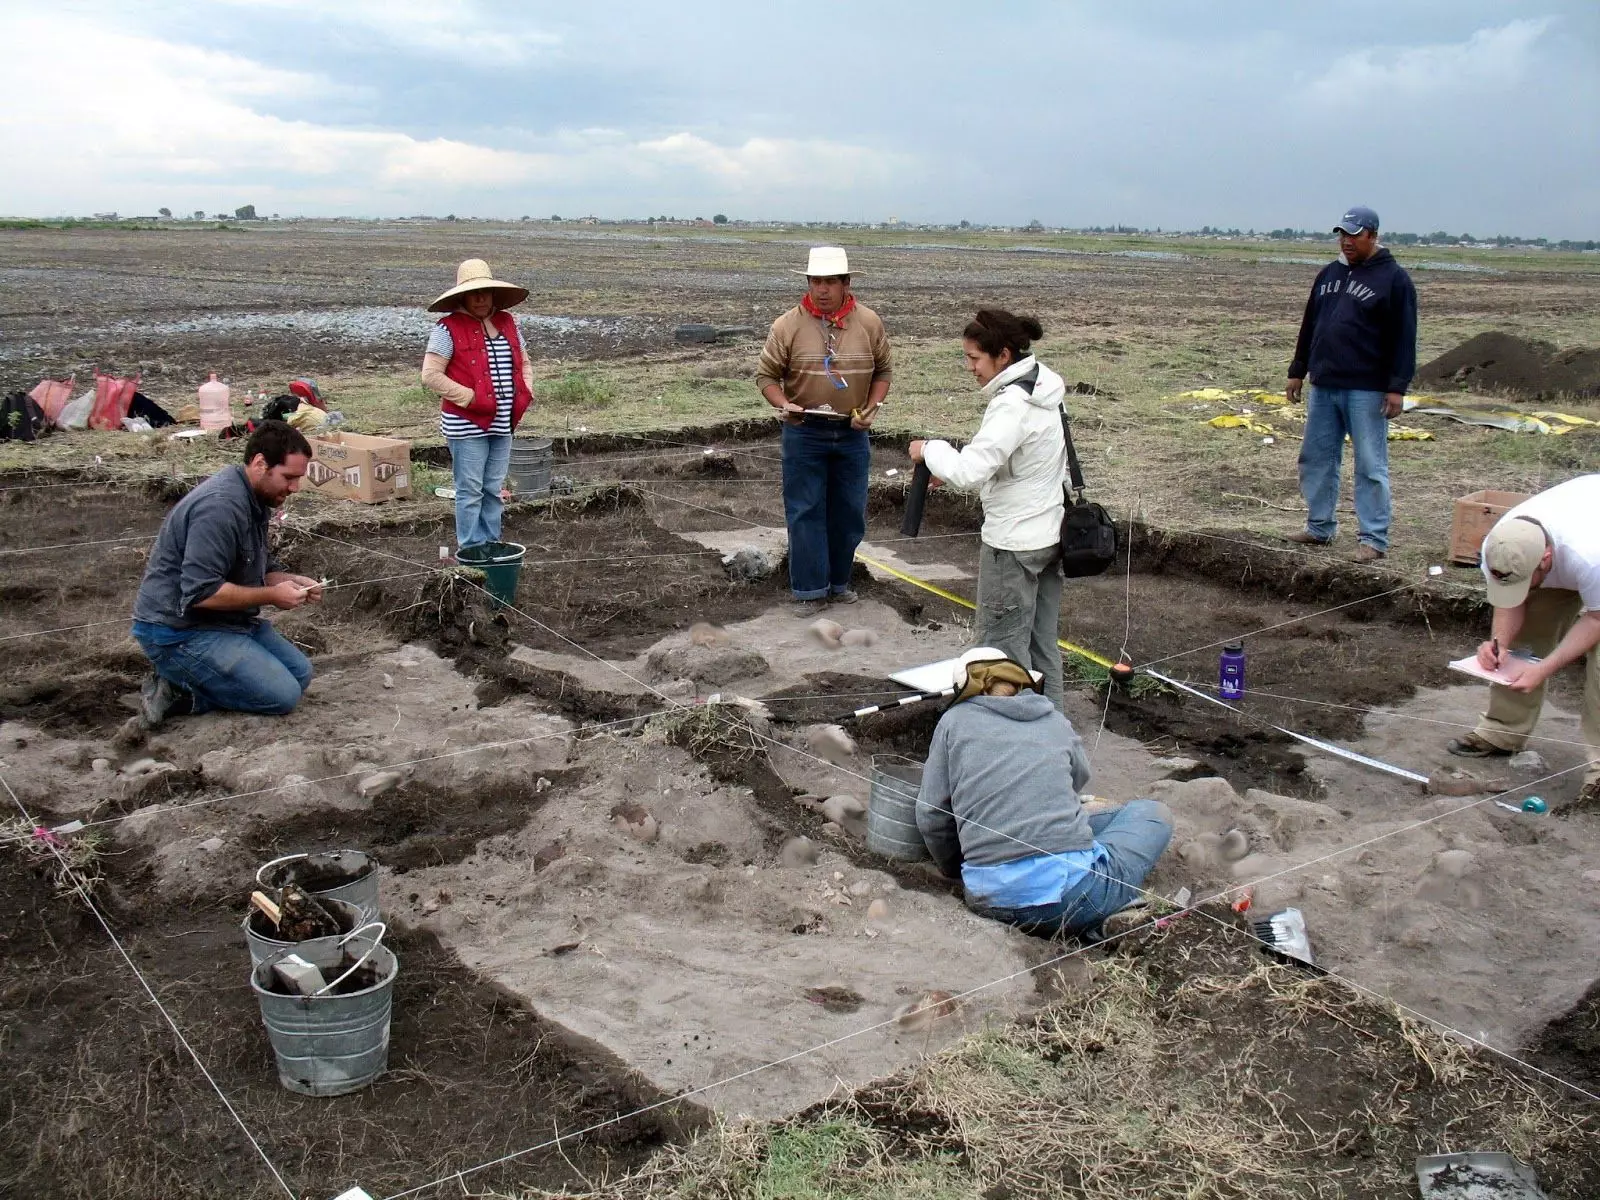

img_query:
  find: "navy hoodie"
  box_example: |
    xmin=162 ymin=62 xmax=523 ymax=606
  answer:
xmin=1288 ymin=247 xmax=1418 ymax=394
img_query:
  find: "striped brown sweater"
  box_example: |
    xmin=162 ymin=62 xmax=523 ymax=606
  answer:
xmin=755 ymin=300 xmax=892 ymax=414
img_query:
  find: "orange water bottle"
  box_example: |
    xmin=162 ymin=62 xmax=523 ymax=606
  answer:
xmin=197 ymin=373 xmax=232 ymax=432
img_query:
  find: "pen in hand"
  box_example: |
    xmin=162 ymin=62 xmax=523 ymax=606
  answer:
xmin=1491 ymin=638 xmax=1500 ymax=668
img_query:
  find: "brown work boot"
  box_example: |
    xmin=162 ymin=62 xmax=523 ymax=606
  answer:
xmin=1446 ymin=733 xmax=1511 ymax=759
xmin=1285 ymin=530 xmax=1331 ymax=546
xmin=1352 ymin=544 xmax=1385 ymax=564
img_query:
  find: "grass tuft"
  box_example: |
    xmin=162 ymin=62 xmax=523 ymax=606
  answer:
xmin=540 ymin=371 xmax=617 ymax=408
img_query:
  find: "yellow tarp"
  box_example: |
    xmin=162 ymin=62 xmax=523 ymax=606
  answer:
xmin=1207 ymin=414 xmax=1278 ymax=435
xmin=1386 ymin=425 xmax=1434 ymax=441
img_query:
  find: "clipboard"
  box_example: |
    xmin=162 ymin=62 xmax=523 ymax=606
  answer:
xmin=1447 ymin=653 xmax=1540 ymax=686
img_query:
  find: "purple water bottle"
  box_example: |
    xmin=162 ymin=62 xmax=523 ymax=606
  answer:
xmin=1219 ymin=642 xmax=1246 ymax=701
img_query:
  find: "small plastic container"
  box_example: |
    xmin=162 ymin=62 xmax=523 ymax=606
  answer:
xmin=197 ymin=373 xmax=233 ymax=432
xmin=1219 ymin=642 xmax=1245 ymax=701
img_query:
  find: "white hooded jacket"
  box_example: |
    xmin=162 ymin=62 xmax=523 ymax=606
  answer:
xmin=921 ymin=355 xmax=1067 ymax=552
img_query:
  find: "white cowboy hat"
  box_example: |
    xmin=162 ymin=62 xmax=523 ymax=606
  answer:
xmin=428 ymin=258 xmax=529 ymax=313
xmin=792 ymin=246 xmax=851 ymax=277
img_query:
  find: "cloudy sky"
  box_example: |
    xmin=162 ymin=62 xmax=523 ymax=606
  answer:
xmin=2 ymin=1 xmax=1596 ymax=237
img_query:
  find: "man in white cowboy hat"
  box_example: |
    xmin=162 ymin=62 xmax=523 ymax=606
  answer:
xmin=756 ymin=246 xmax=893 ymax=615
xmin=916 ymin=648 xmax=1174 ymax=940
xmin=420 ymin=258 xmax=536 ymax=554
xmin=1448 ymin=473 xmax=1600 ymax=809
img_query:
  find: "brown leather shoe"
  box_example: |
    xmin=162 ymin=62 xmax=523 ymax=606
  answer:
xmin=1352 ymin=544 xmax=1385 ymax=564
xmin=1285 ymin=530 xmax=1331 ymax=546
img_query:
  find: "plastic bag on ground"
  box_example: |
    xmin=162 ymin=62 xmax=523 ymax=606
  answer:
xmin=90 ymin=373 xmax=140 ymax=431
xmin=29 ymin=377 xmax=75 ymax=424
xmin=58 ymin=394 xmax=93 ymax=430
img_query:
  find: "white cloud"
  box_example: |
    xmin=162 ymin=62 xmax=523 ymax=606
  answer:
xmin=215 ymin=0 xmax=561 ymax=63
xmin=0 ymin=12 xmax=904 ymax=215
xmin=1306 ymin=18 xmax=1553 ymax=103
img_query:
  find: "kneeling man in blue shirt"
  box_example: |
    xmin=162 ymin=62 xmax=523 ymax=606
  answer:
xmin=916 ymin=648 xmax=1173 ymax=939
xmin=131 ymin=421 xmax=323 ymax=728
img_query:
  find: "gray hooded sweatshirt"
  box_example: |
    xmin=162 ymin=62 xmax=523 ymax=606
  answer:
xmin=916 ymin=691 xmax=1094 ymax=880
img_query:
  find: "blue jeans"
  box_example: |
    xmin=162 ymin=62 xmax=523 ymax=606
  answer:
xmin=1298 ymin=386 xmax=1390 ymax=551
xmin=781 ymin=421 xmax=870 ymax=599
xmin=975 ymin=800 xmax=1174 ymax=938
xmin=132 ymin=621 xmax=314 ymax=716
xmin=448 ymin=434 xmax=512 ymax=549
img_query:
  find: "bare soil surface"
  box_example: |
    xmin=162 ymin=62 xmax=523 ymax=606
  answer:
xmin=2 ymin=454 xmax=1597 ymax=1197
xmin=1417 ymin=331 xmax=1600 ymax=399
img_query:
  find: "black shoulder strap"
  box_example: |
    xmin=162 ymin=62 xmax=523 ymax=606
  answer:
xmin=1060 ymin=405 xmax=1085 ymax=497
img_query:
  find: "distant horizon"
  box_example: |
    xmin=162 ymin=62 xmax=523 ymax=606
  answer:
xmin=8 ymin=211 xmax=1595 ymax=247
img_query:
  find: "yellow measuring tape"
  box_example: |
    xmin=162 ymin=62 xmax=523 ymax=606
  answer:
xmin=854 ymin=553 xmax=1116 ymax=669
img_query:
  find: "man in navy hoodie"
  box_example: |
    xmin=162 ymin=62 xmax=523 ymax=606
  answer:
xmin=1285 ymin=205 xmax=1417 ymax=563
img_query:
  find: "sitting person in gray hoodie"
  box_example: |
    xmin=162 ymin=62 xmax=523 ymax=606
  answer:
xmin=916 ymin=648 xmax=1173 ymax=939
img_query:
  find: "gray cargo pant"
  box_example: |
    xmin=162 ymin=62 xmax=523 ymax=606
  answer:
xmin=974 ymin=542 xmax=1064 ymax=711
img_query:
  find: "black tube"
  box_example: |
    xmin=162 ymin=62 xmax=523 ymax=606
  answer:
xmin=900 ymin=462 xmax=932 ymax=538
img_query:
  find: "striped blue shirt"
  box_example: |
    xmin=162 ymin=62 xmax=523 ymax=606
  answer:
xmin=427 ymin=322 xmax=521 ymax=440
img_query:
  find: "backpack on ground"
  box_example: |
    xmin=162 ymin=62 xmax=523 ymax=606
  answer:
xmin=1 ymin=391 xmax=51 ymax=442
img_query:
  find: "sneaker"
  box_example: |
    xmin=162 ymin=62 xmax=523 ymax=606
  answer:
xmin=1352 ymin=544 xmax=1386 ymax=564
xmin=1286 ymin=531 xmax=1331 ymax=546
xmin=1094 ymin=900 xmax=1154 ymax=945
xmin=139 ymin=673 xmax=190 ymax=730
xmin=791 ymin=598 xmax=830 ymax=618
xmin=830 ymin=588 xmax=861 ymax=605
xmin=1446 ymin=734 xmax=1511 ymax=759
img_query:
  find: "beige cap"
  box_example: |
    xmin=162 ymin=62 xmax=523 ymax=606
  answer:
xmin=793 ymin=245 xmax=850 ymax=277
xmin=428 ymin=258 xmax=529 ymax=313
xmin=1480 ymin=517 xmax=1548 ymax=608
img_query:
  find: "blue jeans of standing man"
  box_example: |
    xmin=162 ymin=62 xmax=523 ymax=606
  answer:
xmin=1298 ymin=386 xmax=1390 ymax=552
xmin=973 ymin=800 xmax=1174 ymax=939
xmin=448 ymin=433 xmax=512 ymax=550
xmin=781 ymin=421 xmax=870 ymax=600
xmin=132 ymin=620 xmax=314 ymax=716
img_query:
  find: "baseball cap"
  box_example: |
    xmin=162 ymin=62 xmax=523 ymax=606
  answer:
xmin=1480 ymin=517 xmax=1548 ymax=608
xmin=1334 ymin=205 xmax=1380 ymax=235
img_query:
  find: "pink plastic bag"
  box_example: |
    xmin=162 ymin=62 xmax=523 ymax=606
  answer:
xmin=89 ymin=373 xmax=140 ymax=431
xmin=28 ymin=376 xmax=75 ymax=424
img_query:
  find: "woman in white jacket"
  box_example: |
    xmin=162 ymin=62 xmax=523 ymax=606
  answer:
xmin=910 ymin=310 xmax=1069 ymax=709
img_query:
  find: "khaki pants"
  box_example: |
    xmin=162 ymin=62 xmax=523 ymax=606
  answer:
xmin=1473 ymin=587 xmax=1600 ymax=786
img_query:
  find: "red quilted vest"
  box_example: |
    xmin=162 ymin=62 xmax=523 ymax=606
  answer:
xmin=438 ymin=311 xmax=532 ymax=431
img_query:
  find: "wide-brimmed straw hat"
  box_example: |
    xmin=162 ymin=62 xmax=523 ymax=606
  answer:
xmin=428 ymin=258 xmax=529 ymax=313
xmin=950 ymin=646 xmax=1043 ymax=704
xmin=791 ymin=246 xmax=851 ymax=277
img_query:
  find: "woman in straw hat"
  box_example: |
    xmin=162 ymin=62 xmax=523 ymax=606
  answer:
xmin=420 ymin=259 xmax=536 ymax=554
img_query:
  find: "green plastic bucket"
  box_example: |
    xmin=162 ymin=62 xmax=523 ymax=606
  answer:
xmin=457 ymin=541 xmax=525 ymax=607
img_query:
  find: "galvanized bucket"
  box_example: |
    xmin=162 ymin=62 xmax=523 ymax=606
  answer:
xmin=507 ymin=436 xmax=553 ymax=497
xmin=244 ymin=897 xmax=364 ymax=967
xmin=252 ymin=923 xmax=397 ymax=1097
xmin=866 ymin=754 xmax=928 ymax=861
xmin=255 ymin=850 xmax=380 ymax=923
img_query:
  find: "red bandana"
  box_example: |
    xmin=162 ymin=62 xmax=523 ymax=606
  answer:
xmin=801 ymin=292 xmax=856 ymax=328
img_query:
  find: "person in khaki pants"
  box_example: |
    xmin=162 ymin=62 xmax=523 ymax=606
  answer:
xmin=1448 ymin=474 xmax=1600 ymax=809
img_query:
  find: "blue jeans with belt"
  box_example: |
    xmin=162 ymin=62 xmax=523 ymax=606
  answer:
xmin=1298 ymin=386 xmax=1391 ymax=551
xmin=781 ymin=420 xmax=870 ymax=600
xmin=974 ymin=800 xmax=1174 ymax=939
xmin=132 ymin=620 xmax=314 ymax=716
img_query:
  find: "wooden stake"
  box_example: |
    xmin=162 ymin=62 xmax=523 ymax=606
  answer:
xmin=250 ymin=890 xmax=282 ymax=926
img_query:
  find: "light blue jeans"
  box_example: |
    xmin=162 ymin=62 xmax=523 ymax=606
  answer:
xmin=132 ymin=620 xmax=313 ymax=716
xmin=973 ymin=800 xmax=1174 ymax=939
xmin=448 ymin=433 xmax=512 ymax=550
xmin=1297 ymin=386 xmax=1390 ymax=551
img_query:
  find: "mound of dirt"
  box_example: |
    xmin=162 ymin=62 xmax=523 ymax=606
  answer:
xmin=1416 ymin=331 xmax=1600 ymax=399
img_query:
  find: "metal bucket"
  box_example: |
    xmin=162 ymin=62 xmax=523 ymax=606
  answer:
xmin=507 ymin=436 xmax=553 ymax=497
xmin=244 ymin=897 xmax=364 ymax=967
xmin=255 ymin=851 xmax=380 ymax=923
xmin=252 ymin=923 xmax=397 ymax=1096
xmin=866 ymin=754 xmax=928 ymax=861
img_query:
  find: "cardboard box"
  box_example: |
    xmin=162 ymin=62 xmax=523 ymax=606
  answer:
xmin=1449 ymin=489 xmax=1528 ymax=565
xmin=305 ymin=432 xmax=412 ymax=504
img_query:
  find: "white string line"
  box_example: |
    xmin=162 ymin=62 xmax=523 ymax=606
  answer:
xmin=0 ymin=532 xmax=157 ymax=555
xmin=1133 ymin=583 xmax=1418 ymax=670
xmin=1092 ymin=509 xmax=1137 ymax=755
xmin=0 ymin=571 xmax=438 ymax=645
xmin=73 ymin=712 xmax=651 ymax=833
xmin=1168 ymin=676 xmax=1600 ymax=754
xmin=0 ymin=769 xmax=298 ymax=1199
xmin=380 ymin=735 xmax=1600 ymax=1200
